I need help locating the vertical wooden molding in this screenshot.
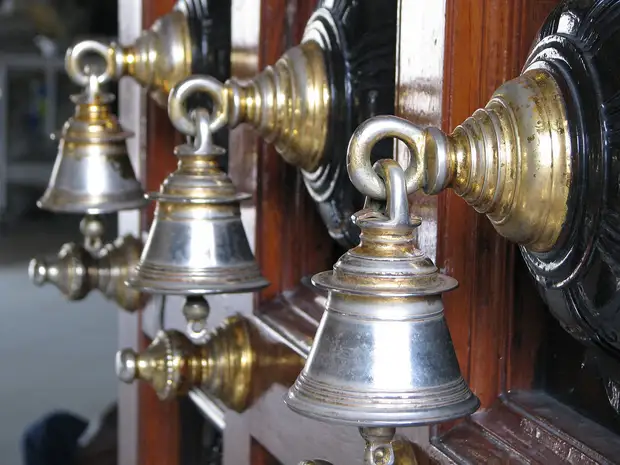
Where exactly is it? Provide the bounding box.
[437,0,559,429]
[135,2,181,465]
[254,0,332,305]
[117,1,143,464]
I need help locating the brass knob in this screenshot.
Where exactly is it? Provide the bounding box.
[116,316,303,411]
[29,234,147,312]
[116,329,197,400]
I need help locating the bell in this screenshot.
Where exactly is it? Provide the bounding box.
[37,74,146,214]
[285,159,479,427]
[128,108,268,295]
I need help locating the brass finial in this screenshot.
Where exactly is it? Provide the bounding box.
[116,316,303,411]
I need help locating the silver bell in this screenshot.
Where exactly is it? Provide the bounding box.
[128,107,268,295]
[285,159,479,427]
[37,74,146,214]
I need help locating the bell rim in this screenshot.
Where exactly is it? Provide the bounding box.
[36,195,149,214]
[147,191,252,204]
[311,270,459,297]
[284,387,480,427]
[125,276,270,295]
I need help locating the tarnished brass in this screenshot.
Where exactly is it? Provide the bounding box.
[348,69,571,253]
[116,315,303,411]
[28,216,147,312]
[65,10,191,106]
[168,39,329,172]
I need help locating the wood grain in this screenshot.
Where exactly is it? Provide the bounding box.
[253,0,335,305]
[437,0,556,413]
[136,2,181,465]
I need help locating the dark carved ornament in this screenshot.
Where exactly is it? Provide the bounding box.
[301,0,397,248]
[518,0,620,363]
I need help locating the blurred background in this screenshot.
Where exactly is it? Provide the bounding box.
[0,0,119,463]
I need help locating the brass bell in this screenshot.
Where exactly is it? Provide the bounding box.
[127,98,268,295]
[28,215,146,312]
[37,74,146,214]
[116,316,303,411]
[285,159,479,427]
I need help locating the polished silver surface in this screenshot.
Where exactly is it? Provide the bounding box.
[285,160,479,427]
[128,108,269,295]
[37,76,146,214]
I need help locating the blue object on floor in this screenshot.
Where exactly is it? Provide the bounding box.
[22,411,89,465]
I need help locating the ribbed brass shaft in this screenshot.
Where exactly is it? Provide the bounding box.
[116,11,192,105]
[225,40,329,172]
[436,69,571,251]
[349,69,571,253]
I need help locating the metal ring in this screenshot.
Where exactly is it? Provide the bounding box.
[347,115,426,200]
[168,75,228,137]
[65,40,116,86]
[373,159,410,227]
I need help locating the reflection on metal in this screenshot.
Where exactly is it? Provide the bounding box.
[37,75,146,214]
[286,158,479,427]
[348,69,571,253]
[127,106,268,297]
[116,315,303,412]
[28,215,147,312]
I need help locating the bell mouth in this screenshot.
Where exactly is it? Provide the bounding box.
[36,192,149,215]
[284,372,480,427]
[126,271,270,296]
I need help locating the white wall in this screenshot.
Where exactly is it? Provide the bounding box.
[0,219,118,465]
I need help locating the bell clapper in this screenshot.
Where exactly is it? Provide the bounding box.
[360,427,397,465]
[80,214,105,253]
[182,296,211,344]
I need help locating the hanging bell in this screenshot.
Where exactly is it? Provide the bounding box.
[128,105,268,295]
[285,159,479,427]
[37,74,146,214]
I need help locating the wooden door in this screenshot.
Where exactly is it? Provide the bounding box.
[118,0,620,464]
